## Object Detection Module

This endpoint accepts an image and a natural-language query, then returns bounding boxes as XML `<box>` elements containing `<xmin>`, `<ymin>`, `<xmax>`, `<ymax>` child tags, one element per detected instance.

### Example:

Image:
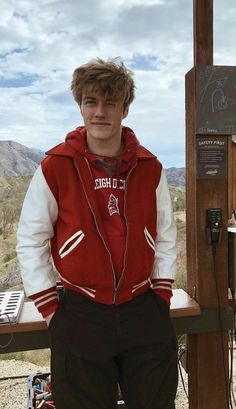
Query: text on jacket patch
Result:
<box><xmin>94</xmin><ymin>178</ymin><xmax>126</xmax><ymax>190</ymax></box>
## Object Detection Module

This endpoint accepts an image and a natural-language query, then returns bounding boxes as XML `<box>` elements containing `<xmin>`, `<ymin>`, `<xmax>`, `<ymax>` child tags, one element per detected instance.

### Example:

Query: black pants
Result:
<box><xmin>49</xmin><ymin>289</ymin><xmax>178</xmax><ymax>409</ymax></box>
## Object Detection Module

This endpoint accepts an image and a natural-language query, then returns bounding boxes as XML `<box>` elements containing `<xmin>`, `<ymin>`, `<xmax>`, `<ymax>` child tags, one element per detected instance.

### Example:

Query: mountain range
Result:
<box><xmin>0</xmin><ymin>140</ymin><xmax>185</xmax><ymax>187</ymax></box>
<box><xmin>165</xmin><ymin>167</ymin><xmax>185</xmax><ymax>188</ymax></box>
<box><xmin>0</xmin><ymin>141</ymin><xmax>44</xmax><ymax>176</ymax></box>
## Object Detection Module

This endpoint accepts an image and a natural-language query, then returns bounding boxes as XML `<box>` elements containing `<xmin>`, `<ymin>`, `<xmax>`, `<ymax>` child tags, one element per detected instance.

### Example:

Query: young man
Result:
<box><xmin>17</xmin><ymin>58</ymin><xmax>178</xmax><ymax>409</ymax></box>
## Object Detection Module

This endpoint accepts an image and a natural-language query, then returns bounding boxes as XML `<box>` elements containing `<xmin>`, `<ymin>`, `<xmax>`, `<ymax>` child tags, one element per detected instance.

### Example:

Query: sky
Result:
<box><xmin>0</xmin><ymin>0</ymin><xmax>236</xmax><ymax>168</ymax></box>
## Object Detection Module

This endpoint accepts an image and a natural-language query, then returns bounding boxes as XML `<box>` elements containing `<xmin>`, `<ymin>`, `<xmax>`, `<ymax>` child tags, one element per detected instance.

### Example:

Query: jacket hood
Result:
<box><xmin>46</xmin><ymin>126</ymin><xmax>156</xmax><ymax>161</ymax></box>
<box><xmin>65</xmin><ymin>126</ymin><xmax>139</xmax><ymax>162</ymax></box>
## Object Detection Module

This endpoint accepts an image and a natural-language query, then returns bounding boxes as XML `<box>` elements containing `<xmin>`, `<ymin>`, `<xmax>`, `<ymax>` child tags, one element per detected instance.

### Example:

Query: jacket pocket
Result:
<box><xmin>59</xmin><ymin>230</ymin><xmax>85</xmax><ymax>259</ymax></box>
<box><xmin>144</xmin><ymin>226</ymin><xmax>155</xmax><ymax>252</ymax></box>
<box><xmin>131</xmin><ymin>279</ymin><xmax>150</xmax><ymax>293</ymax></box>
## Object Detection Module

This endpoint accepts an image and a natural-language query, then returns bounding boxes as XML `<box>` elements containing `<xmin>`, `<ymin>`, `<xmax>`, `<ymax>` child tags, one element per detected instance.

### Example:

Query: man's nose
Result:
<box><xmin>95</xmin><ymin>102</ymin><xmax>106</xmax><ymax>117</ymax></box>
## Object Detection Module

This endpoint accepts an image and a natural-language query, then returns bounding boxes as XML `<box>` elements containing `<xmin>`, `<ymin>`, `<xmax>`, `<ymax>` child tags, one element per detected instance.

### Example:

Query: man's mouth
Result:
<box><xmin>91</xmin><ymin>122</ymin><xmax>110</xmax><ymax>126</ymax></box>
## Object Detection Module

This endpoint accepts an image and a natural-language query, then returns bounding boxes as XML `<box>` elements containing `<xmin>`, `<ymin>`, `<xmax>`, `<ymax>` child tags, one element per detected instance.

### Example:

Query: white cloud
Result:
<box><xmin>0</xmin><ymin>0</ymin><xmax>236</xmax><ymax>167</ymax></box>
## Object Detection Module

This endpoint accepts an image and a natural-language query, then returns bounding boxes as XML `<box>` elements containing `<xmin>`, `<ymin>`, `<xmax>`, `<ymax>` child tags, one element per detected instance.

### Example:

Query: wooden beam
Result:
<box><xmin>228</xmin><ymin>139</ymin><xmax>236</xmax><ymax>218</ymax></box>
<box><xmin>186</xmin><ymin>67</ymin><xmax>230</xmax><ymax>409</ymax></box>
<box><xmin>228</xmin><ymin>139</ymin><xmax>233</xmax><ymax>219</ymax></box>
<box><xmin>186</xmin><ymin>2</ymin><xmax>230</xmax><ymax>408</ymax></box>
<box><xmin>232</xmin><ymin>140</ymin><xmax>236</xmax><ymax>210</ymax></box>
<box><xmin>0</xmin><ymin>300</ymin><xmax>232</xmax><ymax>354</ymax></box>
<box><xmin>193</xmin><ymin>0</ymin><xmax>213</xmax><ymax>65</ymax></box>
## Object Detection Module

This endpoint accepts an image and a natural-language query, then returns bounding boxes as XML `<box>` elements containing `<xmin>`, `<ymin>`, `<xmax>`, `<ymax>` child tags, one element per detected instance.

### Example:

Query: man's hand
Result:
<box><xmin>45</xmin><ymin>312</ymin><xmax>55</xmax><ymax>327</ymax></box>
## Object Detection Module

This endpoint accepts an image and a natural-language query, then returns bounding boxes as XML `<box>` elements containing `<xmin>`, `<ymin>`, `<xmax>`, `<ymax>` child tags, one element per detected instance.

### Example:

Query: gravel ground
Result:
<box><xmin>0</xmin><ymin>359</ymin><xmax>188</xmax><ymax>409</ymax></box>
<box><xmin>0</xmin><ymin>360</ymin><xmax>50</xmax><ymax>409</ymax></box>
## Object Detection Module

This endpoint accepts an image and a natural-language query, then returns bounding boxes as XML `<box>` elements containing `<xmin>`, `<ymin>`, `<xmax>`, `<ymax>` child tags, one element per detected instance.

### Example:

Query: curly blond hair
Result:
<box><xmin>71</xmin><ymin>57</ymin><xmax>135</xmax><ymax>111</ymax></box>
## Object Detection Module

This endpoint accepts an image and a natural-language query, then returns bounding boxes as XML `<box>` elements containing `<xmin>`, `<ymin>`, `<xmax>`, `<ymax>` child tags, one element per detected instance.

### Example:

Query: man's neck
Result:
<box><xmin>87</xmin><ymin>138</ymin><xmax>124</xmax><ymax>157</ymax></box>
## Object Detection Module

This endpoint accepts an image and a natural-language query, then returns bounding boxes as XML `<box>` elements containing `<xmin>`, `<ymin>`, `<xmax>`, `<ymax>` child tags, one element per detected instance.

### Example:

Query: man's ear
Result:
<box><xmin>123</xmin><ymin>107</ymin><xmax>129</xmax><ymax>119</ymax></box>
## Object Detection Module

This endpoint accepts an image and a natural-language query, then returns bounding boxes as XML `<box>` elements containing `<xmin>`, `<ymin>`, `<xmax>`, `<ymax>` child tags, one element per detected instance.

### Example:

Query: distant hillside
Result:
<box><xmin>165</xmin><ymin>167</ymin><xmax>185</xmax><ymax>188</ymax></box>
<box><xmin>0</xmin><ymin>140</ymin><xmax>185</xmax><ymax>185</ymax></box>
<box><xmin>0</xmin><ymin>141</ymin><xmax>44</xmax><ymax>176</ymax></box>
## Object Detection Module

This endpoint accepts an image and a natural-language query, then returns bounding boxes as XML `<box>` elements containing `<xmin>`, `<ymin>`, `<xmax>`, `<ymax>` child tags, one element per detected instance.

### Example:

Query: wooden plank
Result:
<box><xmin>170</xmin><ymin>289</ymin><xmax>200</xmax><ymax>317</ymax></box>
<box><xmin>174</xmin><ymin>307</ymin><xmax>232</xmax><ymax>335</ymax></box>
<box><xmin>0</xmin><ymin>330</ymin><xmax>51</xmax><ymax>353</ymax></box>
<box><xmin>0</xmin><ymin>302</ymin><xmax>47</xmax><ymax>334</ymax></box>
<box><xmin>1</xmin><ymin>306</ymin><xmax>232</xmax><ymax>354</ymax></box>
<box><xmin>0</xmin><ymin>290</ymin><xmax>200</xmax><ymax>335</ymax></box>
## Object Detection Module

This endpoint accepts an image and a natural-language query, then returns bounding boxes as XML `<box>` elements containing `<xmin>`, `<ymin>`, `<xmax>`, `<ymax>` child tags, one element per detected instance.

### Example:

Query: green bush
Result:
<box><xmin>170</xmin><ymin>187</ymin><xmax>186</xmax><ymax>213</ymax></box>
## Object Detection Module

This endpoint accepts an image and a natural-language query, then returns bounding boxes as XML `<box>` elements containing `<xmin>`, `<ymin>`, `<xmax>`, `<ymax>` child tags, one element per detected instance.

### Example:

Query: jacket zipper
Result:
<box><xmin>112</xmin><ymin>162</ymin><xmax>138</xmax><ymax>304</ymax></box>
<box><xmin>74</xmin><ymin>159</ymin><xmax>117</xmax><ymax>299</ymax></box>
<box><xmin>74</xmin><ymin>158</ymin><xmax>138</xmax><ymax>305</ymax></box>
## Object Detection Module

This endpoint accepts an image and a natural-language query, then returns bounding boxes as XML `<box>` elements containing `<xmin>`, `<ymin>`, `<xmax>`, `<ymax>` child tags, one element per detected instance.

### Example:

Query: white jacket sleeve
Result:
<box><xmin>16</xmin><ymin>165</ymin><xmax>58</xmax><ymax>297</ymax></box>
<box><xmin>152</xmin><ymin>169</ymin><xmax>177</xmax><ymax>280</ymax></box>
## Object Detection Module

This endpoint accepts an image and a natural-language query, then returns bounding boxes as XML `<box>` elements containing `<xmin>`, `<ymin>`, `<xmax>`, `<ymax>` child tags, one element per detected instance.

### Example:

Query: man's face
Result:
<box><xmin>80</xmin><ymin>91</ymin><xmax>128</xmax><ymax>148</ymax></box>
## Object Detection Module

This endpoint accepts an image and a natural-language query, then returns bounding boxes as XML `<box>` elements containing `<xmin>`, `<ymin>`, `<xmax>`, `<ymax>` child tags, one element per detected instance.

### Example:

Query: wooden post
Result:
<box><xmin>186</xmin><ymin>1</ymin><xmax>230</xmax><ymax>408</ymax></box>
<box><xmin>233</xmin><ymin>142</ymin><xmax>236</xmax><ymax>210</ymax></box>
<box><xmin>193</xmin><ymin>0</ymin><xmax>213</xmax><ymax>65</ymax></box>
<box><xmin>228</xmin><ymin>139</ymin><xmax>236</xmax><ymax>216</ymax></box>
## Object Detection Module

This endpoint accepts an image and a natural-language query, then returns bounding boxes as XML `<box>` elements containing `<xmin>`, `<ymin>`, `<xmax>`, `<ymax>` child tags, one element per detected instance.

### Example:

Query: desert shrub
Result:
<box><xmin>3</xmin><ymin>251</ymin><xmax>17</xmax><ymax>263</ymax></box>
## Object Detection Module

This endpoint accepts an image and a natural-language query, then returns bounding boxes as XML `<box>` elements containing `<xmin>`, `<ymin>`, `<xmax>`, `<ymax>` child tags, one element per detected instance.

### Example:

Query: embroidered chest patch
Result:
<box><xmin>108</xmin><ymin>194</ymin><xmax>120</xmax><ymax>216</ymax></box>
